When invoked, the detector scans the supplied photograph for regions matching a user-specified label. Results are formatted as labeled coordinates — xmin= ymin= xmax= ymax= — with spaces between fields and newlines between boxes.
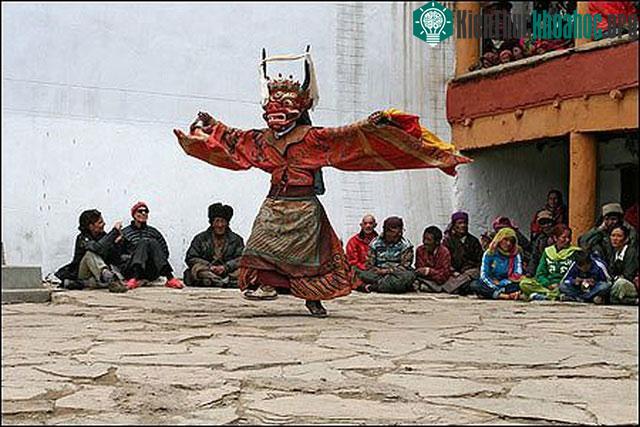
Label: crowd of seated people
xmin=346 ymin=192 xmax=638 ymax=306
xmin=55 ymin=191 xmax=639 ymax=306
xmin=55 ymin=201 xmax=242 ymax=292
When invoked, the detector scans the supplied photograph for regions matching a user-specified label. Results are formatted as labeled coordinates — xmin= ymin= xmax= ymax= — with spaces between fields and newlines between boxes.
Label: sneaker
xmin=126 ymin=278 xmax=141 ymax=290
xmin=108 ymin=280 xmax=128 ymax=293
xmin=305 ymin=300 xmax=328 ymax=318
xmin=243 ymin=285 xmax=278 ymax=300
xmin=45 ymin=273 xmax=62 ymax=287
xmin=165 ymin=277 xmax=184 ymax=289
xmin=529 ymin=292 xmax=547 ymax=301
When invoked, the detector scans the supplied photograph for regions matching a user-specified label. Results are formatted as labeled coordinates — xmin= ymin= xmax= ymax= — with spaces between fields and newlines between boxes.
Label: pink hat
xmin=492 ymin=216 xmax=517 ymax=231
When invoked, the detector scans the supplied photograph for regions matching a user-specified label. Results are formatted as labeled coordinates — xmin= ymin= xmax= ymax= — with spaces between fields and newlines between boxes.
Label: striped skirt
xmin=238 ymin=195 xmax=354 ymax=300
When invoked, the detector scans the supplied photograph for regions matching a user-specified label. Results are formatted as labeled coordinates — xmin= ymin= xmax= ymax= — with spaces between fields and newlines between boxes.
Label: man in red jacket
xmin=414 ymin=225 xmax=452 ymax=293
xmin=346 ymin=214 xmax=378 ymax=281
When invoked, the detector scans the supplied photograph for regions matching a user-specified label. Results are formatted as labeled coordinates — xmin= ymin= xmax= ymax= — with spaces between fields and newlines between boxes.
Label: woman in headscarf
xmin=530 ymin=190 xmax=568 ymax=242
xmin=520 ymin=224 xmax=580 ymax=301
xmin=472 ymin=227 xmax=523 ymax=300
xmin=480 ymin=216 xmax=532 ymax=271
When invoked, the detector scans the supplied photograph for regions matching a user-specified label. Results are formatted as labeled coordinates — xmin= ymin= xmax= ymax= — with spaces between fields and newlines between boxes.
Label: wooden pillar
xmin=454 ymin=2 xmax=481 ymax=76
xmin=575 ymin=2 xmax=592 ymax=47
xmin=569 ymin=132 xmax=598 ymax=240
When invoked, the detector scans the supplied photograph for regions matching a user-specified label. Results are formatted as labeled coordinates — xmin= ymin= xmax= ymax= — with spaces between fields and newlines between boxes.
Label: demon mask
xmin=260 ymin=46 xmax=319 ymax=135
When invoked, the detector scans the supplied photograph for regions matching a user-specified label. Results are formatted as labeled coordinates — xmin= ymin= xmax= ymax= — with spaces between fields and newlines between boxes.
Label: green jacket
xmin=535 ymin=245 xmax=581 ymax=287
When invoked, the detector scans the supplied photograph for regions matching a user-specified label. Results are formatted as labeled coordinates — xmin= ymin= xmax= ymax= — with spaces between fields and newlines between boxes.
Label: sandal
xmin=305 ymin=300 xmax=328 ymax=318
xmin=244 ymin=285 xmax=278 ymax=301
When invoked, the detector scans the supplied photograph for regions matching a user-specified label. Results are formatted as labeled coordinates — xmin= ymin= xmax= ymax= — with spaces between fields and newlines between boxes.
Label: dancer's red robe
xmin=179 ymin=109 xmax=471 ymax=300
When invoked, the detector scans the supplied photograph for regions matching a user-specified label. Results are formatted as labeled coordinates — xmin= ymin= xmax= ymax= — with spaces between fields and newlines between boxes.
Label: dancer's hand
xmin=189 ymin=111 xmax=216 ymax=134
xmin=173 ymin=127 xmax=210 ymax=146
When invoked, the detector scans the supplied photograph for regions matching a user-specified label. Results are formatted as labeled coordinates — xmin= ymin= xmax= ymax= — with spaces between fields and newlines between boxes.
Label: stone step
xmin=2 ymin=266 xmax=43 ymax=289
xmin=2 ymin=289 xmax=51 ymax=304
xmin=1 ymin=265 xmax=51 ymax=304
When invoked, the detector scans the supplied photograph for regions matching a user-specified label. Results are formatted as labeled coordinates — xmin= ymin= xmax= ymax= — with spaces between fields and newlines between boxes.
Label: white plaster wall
xmin=453 ymin=139 xmax=569 ymax=239
xmin=2 ymin=2 xmax=456 ymax=275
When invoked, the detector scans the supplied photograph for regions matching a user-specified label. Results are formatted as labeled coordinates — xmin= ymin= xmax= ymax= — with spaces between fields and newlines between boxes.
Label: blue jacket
xmin=480 ymin=250 xmax=522 ymax=289
xmin=562 ymin=255 xmax=610 ymax=287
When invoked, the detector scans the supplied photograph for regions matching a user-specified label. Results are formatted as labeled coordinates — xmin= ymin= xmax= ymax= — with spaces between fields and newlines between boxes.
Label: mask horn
xmin=302 ymin=45 xmax=311 ymax=90
xmin=261 ymin=48 xmax=267 ymax=79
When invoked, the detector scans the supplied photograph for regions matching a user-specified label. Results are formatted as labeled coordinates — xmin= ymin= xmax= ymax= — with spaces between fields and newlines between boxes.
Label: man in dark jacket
xmin=55 ymin=209 xmax=127 ymax=292
xmin=121 ymin=201 xmax=184 ymax=290
xmin=184 ymin=203 xmax=245 ymax=288
xmin=526 ymin=210 xmax=555 ymax=277
xmin=441 ymin=211 xmax=483 ymax=295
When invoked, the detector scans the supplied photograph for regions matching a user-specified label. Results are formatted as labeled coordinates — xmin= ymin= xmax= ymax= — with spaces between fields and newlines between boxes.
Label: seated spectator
xmin=414 ymin=226 xmax=452 ymax=292
xmin=120 ymin=201 xmax=184 ymax=290
xmin=578 ymin=203 xmax=638 ymax=261
xmin=54 ymin=209 xmax=127 ymax=293
xmin=481 ymin=216 xmax=532 ymax=269
xmin=346 ymin=214 xmax=378 ymax=280
xmin=559 ymin=250 xmax=611 ymax=304
xmin=183 ymin=203 xmax=244 ymax=288
xmin=530 ymin=189 xmax=568 ymax=242
xmin=520 ymin=224 xmax=580 ymax=301
xmin=608 ymin=225 xmax=640 ymax=305
xmin=472 ymin=227 xmax=523 ymax=300
xmin=527 ymin=210 xmax=556 ymax=277
xmin=442 ymin=211 xmax=483 ymax=295
xmin=359 ymin=216 xmax=416 ymax=294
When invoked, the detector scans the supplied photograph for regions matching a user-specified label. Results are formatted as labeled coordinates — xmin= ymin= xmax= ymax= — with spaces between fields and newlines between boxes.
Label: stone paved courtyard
xmin=1 ymin=286 xmax=638 ymax=425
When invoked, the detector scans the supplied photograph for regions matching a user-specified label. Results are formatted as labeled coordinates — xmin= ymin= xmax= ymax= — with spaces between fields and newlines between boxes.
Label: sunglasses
xmin=136 ymin=209 xmax=149 ymax=214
